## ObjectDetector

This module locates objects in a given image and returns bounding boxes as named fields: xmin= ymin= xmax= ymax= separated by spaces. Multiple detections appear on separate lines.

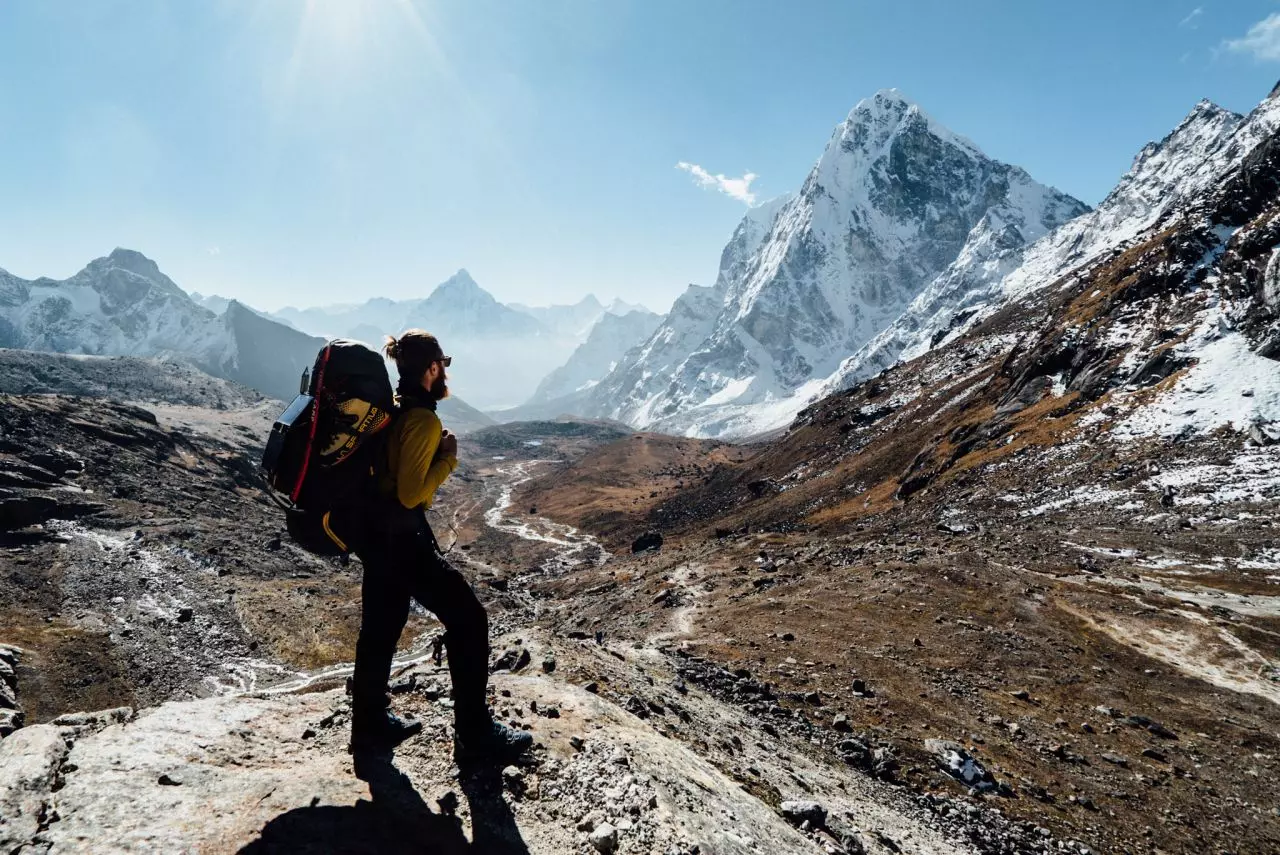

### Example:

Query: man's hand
xmin=439 ymin=429 xmax=458 ymax=458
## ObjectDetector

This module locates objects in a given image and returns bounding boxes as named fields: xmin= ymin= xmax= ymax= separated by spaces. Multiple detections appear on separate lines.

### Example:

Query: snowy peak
xmin=580 ymin=88 xmax=1090 ymax=438
xmin=74 ymin=248 xmax=192 ymax=307
xmin=714 ymin=193 xmax=792 ymax=291
xmin=103 ymin=248 xmax=169 ymax=284
xmin=427 ymin=269 xmax=489 ymax=304
xmin=1110 ymin=101 xmax=1242 ymax=210
xmin=418 ymin=271 xmax=532 ymax=329
xmin=814 ymin=89 xmax=983 ymax=191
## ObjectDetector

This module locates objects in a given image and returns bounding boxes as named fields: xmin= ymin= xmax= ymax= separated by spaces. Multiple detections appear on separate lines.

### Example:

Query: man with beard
xmin=348 ymin=329 xmax=533 ymax=763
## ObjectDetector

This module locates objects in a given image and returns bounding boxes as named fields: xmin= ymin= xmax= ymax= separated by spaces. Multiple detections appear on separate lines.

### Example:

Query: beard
xmin=428 ymin=374 xmax=450 ymax=401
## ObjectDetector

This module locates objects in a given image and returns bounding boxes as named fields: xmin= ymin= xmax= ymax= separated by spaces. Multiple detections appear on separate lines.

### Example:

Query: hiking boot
xmin=454 ymin=719 xmax=534 ymax=766
xmin=350 ymin=709 xmax=423 ymax=754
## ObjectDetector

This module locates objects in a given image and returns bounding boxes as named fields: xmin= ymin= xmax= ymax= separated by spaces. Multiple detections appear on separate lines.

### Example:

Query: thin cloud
xmin=206 ymin=246 xmax=222 ymax=256
xmin=1225 ymin=12 xmax=1280 ymax=61
xmin=1179 ymin=7 xmax=1203 ymax=30
xmin=676 ymin=162 xmax=758 ymax=206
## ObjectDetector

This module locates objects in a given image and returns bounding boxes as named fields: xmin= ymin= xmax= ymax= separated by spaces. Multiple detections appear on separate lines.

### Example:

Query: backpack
xmin=261 ymin=339 xmax=395 ymax=555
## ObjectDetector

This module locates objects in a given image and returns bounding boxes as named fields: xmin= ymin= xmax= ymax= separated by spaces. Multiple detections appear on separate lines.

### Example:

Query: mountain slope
xmin=509 ymin=294 xmax=608 ymax=339
xmin=819 ymin=97 xmax=1257 ymax=399
xmin=584 ymin=91 xmax=1087 ymax=437
xmin=526 ymin=309 xmax=663 ymax=405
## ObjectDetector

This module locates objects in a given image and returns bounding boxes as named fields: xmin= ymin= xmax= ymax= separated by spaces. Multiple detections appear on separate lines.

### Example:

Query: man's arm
xmin=396 ymin=413 xmax=458 ymax=509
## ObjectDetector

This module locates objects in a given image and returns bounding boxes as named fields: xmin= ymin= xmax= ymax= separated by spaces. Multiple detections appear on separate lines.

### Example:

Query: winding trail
xmin=481 ymin=460 xmax=611 ymax=570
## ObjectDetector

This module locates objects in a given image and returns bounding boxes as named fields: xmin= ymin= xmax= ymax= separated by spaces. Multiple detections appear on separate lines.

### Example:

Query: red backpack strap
xmin=290 ymin=345 xmax=331 ymax=502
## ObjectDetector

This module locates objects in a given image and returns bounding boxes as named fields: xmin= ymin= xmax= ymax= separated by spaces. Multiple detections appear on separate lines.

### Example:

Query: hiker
xmin=347 ymin=329 xmax=532 ymax=762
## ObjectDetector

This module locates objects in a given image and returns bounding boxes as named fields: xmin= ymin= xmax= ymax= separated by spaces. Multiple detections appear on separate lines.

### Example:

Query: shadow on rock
xmin=459 ymin=764 xmax=531 ymax=855
xmin=237 ymin=752 xmax=473 ymax=854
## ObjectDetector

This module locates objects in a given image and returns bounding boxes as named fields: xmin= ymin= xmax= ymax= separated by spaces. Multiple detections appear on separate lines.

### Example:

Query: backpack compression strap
xmin=290 ymin=344 xmax=331 ymax=503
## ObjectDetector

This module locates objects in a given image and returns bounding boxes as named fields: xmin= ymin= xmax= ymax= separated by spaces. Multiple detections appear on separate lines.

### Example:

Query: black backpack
xmin=261 ymin=339 xmax=395 ymax=555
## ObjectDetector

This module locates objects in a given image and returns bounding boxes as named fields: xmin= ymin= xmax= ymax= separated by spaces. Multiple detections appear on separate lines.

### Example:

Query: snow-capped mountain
xmin=404 ymin=270 xmax=546 ymax=339
xmin=517 ymin=309 xmax=662 ymax=413
xmin=0 ymin=249 xmax=515 ymax=419
xmin=819 ymin=97 xmax=1259 ymax=400
xmin=191 ymin=292 xmax=297 ymax=329
xmin=0 ymin=249 xmax=323 ymax=401
xmin=0 ymin=249 xmax=229 ymax=360
xmin=582 ymin=90 xmax=1088 ymax=437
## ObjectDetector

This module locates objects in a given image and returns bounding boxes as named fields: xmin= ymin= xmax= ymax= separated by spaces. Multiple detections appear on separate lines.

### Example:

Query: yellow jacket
xmin=382 ymin=407 xmax=458 ymax=509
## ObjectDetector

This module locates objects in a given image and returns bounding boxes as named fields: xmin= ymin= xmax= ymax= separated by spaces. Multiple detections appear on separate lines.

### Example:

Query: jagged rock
xmin=1263 ymin=247 xmax=1280 ymax=310
xmin=0 ymin=724 xmax=69 ymax=852
xmin=0 ymin=644 xmax=23 ymax=667
xmin=589 ymin=821 xmax=619 ymax=853
xmin=1248 ymin=421 xmax=1280 ymax=446
xmin=0 ymin=679 xmax=16 ymax=711
xmin=779 ymin=799 xmax=827 ymax=828
xmin=631 ymin=531 xmax=664 ymax=553
xmin=501 ymin=765 xmax=525 ymax=795
xmin=0 ymin=708 xmax=25 ymax=737
xmin=50 ymin=707 xmax=136 ymax=731
xmin=491 ymin=647 xmax=533 ymax=673
xmin=838 ymin=738 xmax=872 ymax=770
xmin=924 ymin=738 xmax=997 ymax=791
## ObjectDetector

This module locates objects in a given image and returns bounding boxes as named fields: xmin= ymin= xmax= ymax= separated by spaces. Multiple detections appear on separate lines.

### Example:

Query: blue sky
xmin=0 ymin=1 xmax=1277 ymax=312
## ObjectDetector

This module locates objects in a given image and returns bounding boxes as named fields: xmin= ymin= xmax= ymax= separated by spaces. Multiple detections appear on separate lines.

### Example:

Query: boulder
xmin=631 ymin=531 xmax=664 ymax=553
xmin=589 ymin=821 xmax=619 ymax=853
xmin=1263 ymin=247 xmax=1280 ymax=310
xmin=1248 ymin=421 xmax=1280 ymax=446
xmin=0 ymin=679 xmax=16 ymax=711
xmin=0 ymin=708 xmax=25 ymax=737
xmin=924 ymin=738 xmax=997 ymax=791
xmin=779 ymin=799 xmax=827 ymax=828
xmin=0 ymin=725 xmax=69 ymax=852
xmin=0 ymin=644 xmax=23 ymax=667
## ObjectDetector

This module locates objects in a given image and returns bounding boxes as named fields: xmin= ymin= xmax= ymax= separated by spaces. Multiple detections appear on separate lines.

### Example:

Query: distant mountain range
xmin=0 ymin=248 xmax=661 ymax=423
xmin=267 ymin=272 xmax=659 ymax=410
xmin=9 ymin=82 xmax=1275 ymax=449
xmin=0 ymin=251 xmax=495 ymax=430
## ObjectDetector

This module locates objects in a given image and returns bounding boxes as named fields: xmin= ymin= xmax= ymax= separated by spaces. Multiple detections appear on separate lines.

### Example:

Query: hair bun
xmin=382 ymin=335 xmax=400 ymax=360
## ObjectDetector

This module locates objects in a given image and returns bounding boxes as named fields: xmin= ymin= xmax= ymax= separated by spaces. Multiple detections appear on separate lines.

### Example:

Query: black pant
xmin=350 ymin=519 xmax=491 ymax=734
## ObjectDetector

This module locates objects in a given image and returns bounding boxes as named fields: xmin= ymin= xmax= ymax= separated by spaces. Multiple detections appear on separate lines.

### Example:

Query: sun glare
xmin=278 ymin=0 xmax=452 ymax=96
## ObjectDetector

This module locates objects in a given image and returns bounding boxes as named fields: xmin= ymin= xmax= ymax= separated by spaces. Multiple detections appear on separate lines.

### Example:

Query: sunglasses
xmin=437 ymin=356 xmax=452 ymax=368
